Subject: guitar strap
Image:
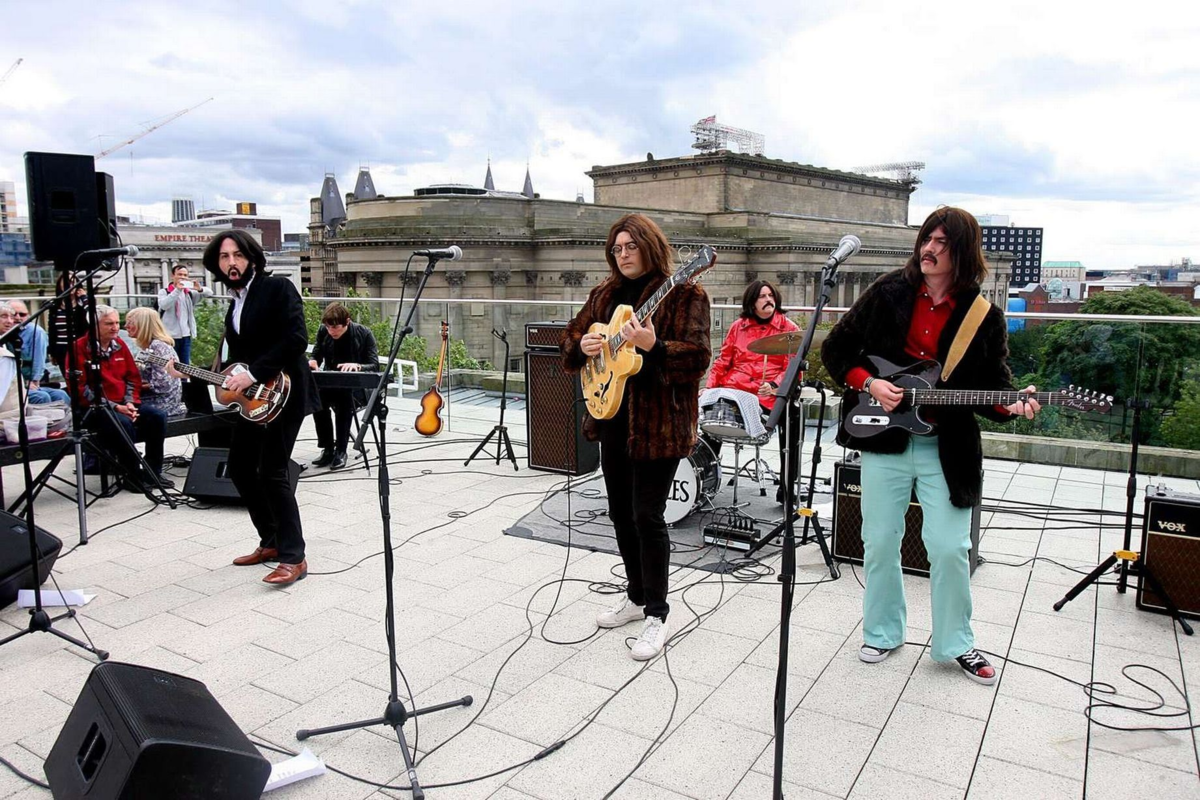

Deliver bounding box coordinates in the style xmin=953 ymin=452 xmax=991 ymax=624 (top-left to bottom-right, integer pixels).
xmin=940 ymin=294 xmax=991 ymax=383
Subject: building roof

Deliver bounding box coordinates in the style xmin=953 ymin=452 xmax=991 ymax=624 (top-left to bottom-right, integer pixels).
xmin=321 ymin=173 xmax=346 ymax=226
xmin=522 ymin=167 xmax=534 ymax=199
xmin=484 ymin=161 xmax=495 ymax=192
xmin=353 ymin=168 xmax=377 ymax=200
xmin=1044 ymin=260 xmax=1084 ymax=269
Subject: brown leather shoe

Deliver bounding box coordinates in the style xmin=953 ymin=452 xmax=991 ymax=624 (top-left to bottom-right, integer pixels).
xmin=262 ymin=560 xmax=307 ymax=586
xmin=232 ymin=547 xmax=278 ymax=566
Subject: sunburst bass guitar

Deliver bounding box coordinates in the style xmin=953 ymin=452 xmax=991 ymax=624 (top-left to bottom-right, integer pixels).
xmin=581 ymin=245 xmax=716 ymax=420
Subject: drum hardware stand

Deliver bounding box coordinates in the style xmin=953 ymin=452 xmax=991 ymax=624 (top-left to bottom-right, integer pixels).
xmin=298 ymin=252 xmax=472 ymax=800
xmin=1053 ymin=395 xmax=1193 ymax=634
xmin=464 ymin=328 xmax=518 ymax=470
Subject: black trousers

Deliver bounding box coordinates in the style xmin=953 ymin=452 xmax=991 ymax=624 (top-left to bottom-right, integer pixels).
xmin=90 ymin=405 xmax=167 ymax=478
xmin=598 ymin=415 xmax=678 ymax=621
xmin=313 ymin=389 xmax=355 ymax=451
xmin=228 ymin=413 xmax=305 ymax=564
xmin=704 ymin=399 xmax=802 ymax=498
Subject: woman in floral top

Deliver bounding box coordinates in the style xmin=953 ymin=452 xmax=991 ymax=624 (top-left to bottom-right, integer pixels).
xmin=125 ymin=307 xmax=187 ymax=417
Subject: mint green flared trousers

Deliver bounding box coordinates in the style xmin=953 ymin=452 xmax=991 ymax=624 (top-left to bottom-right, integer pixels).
xmin=860 ymin=435 xmax=975 ymax=662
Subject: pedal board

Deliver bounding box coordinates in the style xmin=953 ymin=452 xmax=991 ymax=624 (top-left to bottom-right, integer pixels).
xmin=703 ymin=518 xmax=762 ymax=551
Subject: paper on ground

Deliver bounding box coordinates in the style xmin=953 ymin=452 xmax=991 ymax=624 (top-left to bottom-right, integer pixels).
xmin=17 ymin=589 xmax=95 ymax=607
xmin=263 ymin=747 xmax=326 ymax=792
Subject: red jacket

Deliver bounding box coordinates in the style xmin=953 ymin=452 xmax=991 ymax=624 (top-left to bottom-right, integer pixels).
xmin=705 ymin=312 xmax=799 ymax=411
xmin=73 ymin=335 xmax=142 ymax=407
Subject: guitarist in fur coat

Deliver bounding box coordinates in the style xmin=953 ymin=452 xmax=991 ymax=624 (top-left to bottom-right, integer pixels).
xmin=203 ymin=230 xmax=320 ymax=587
xmin=561 ymin=213 xmax=711 ymax=661
xmin=822 ymin=207 xmax=1039 ymax=685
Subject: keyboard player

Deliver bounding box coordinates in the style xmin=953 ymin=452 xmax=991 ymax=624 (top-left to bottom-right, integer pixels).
xmin=308 ymin=302 xmax=379 ymax=470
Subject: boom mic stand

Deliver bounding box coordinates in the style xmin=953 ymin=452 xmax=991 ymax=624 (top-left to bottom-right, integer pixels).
xmin=297 ymin=252 xmax=472 ymax=800
xmin=464 ymin=328 xmax=518 ymax=470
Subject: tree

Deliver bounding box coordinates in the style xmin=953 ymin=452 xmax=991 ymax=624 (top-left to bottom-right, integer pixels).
xmin=1038 ymin=287 xmax=1200 ymax=414
xmin=1161 ymin=378 xmax=1200 ymax=450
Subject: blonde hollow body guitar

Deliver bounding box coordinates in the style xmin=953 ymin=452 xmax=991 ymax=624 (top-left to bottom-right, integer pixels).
xmin=581 ymin=245 xmax=716 ymax=420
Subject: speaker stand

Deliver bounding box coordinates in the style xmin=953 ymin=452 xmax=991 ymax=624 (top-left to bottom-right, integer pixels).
xmin=464 ymin=329 xmax=518 ymax=470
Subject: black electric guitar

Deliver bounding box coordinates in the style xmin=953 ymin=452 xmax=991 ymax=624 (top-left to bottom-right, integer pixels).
xmin=841 ymin=355 xmax=1112 ymax=439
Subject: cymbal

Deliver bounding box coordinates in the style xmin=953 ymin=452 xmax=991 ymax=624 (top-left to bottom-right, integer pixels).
xmin=747 ymin=329 xmax=828 ymax=356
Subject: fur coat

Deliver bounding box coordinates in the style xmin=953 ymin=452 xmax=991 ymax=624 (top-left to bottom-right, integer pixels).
xmin=561 ymin=274 xmax=711 ymax=461
xmin=822 ymin=270 xmax=1013 ymax=508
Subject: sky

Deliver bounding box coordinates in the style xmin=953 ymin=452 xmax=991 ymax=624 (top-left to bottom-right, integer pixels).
xmin=2 ymin=0 xmax=1197 ymax=270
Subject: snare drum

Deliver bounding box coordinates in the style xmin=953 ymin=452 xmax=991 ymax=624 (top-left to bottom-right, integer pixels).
xmin=664 ymin=439 xmax=722 ymax=525
xmin=701 ymin=398 xmax=750 ymax=440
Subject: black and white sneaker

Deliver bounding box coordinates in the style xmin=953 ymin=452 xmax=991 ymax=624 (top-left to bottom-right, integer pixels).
xmin=858 ymin=644 xmax=894 ymax=663
xmin=955 ymin=649 xmax=998 ymax=685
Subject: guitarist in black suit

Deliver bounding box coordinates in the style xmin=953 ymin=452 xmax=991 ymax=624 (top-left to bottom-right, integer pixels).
xmin=203 ymin=229 xmax=320 ymax=586
xmin=823 ymin=207 xmax=1040 ymax=685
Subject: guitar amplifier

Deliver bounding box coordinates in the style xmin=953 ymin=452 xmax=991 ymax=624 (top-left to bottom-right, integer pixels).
xmin=525 ymin=350 xmax=599 ymax=476
xmin=831 ymin=459 xmax=981 ymax=577
xmin=526 ymin=320 xmax=570 ymax=351
xmin=1138 ymin=485 xmax=1200 ymax=619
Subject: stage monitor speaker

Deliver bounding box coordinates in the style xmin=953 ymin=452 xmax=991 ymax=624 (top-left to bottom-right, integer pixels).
xmin=24 ymin=152 xmax=102 ymax=267
xmin=0 ymin=511 xmax=63 ymax=609
xmin=183 ymin=447 xmax=300 ymax=503
xmin=831 ymin=459 xmax=982 ymax=577
xmin=95 ymin=171 xmax=118 ymax=250
xmin=1138 ymin=486 xmax=1200 ymax=620
xmin=45 ymin=661 xmax=271 ymax=800
xmin=525 ymin=349 xmax=599 ymax=476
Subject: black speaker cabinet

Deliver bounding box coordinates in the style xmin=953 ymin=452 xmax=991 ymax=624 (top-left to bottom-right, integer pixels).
xmin=184 ymin=447 xmax=301 ymax=503
xmin=24 ymin=152 xmax=102 ymax=267
xmin=0 ymin=511 xmax=63 ymax=609
xmin=45 ymin=661 xmax=270 ymax=800
xmin=525 ymin=347 xmax=599 ymax=476
xmin=831 ymin=459 xmax=982 ymax=577
xmin=1138 ymin=486 xmax=1200 ymax=619
xmin=95 ymin=171 xmax=118 ymax=250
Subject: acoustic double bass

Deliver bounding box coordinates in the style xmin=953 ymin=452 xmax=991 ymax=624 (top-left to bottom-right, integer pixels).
xmin=415 ymin=321 xmax=449 ymax=437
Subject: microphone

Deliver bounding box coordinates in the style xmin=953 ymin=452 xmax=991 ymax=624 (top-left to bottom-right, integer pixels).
xmin=78 ymin=244 xmax=140 ymax=260
xmin=824 ymin=235 xmax=861 ymax=269
xmin=413 ymin=245 xmax=462 ymax=261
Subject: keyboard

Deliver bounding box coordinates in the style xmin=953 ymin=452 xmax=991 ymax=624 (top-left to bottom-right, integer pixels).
xmin=312 ymin=370 xmax=393 ymax=391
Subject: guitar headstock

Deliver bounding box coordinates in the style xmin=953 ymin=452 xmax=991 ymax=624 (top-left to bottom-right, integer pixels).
xmin=676 ymin=245 xmax=716 ymax=286
xmin=1059 ymin=385 xmax=1114 ymax=413
xmin=440 ymin=320 xmax=449 ymax=341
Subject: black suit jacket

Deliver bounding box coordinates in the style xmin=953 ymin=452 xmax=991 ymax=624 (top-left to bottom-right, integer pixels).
xmin=223 ymin=273 xmax=320 ymax=422
xmin=312 ymin=321 xmax=379 ymax=371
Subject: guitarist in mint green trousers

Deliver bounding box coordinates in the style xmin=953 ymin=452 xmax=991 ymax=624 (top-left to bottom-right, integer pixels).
xmin=823 ymin=207 xmax=1040 ymax=685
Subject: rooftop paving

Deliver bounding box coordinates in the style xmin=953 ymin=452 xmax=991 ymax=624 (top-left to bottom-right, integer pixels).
xmin=1 ymin=394 xmax=1198 ymax=799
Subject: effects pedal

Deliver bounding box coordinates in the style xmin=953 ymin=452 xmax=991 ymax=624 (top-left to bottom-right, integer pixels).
xmin=703 ymin=516 xmax=762 ymax=551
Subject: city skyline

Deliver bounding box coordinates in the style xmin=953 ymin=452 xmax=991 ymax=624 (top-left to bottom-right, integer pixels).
xmin=1 ymin=1 xmax=1197 ymax=270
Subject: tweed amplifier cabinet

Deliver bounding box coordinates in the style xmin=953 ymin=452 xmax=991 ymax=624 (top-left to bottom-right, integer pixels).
xmin=831 ymin=459 xmax=981 ymax=577
xmin=525 ymin=349 xmax=599 ymax=475
xmin=1137 ymin=486 xmax=1200 ymax=619
xmin=525 ymin=320 xmax=570 ymax=350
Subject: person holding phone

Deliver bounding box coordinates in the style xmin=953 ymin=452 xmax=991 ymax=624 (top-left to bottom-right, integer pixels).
xmin=158 ymin=263 xmax=213 ymax=364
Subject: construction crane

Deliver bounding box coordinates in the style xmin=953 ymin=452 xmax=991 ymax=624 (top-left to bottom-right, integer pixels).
xmin=853 ymin=160 xmax=926 ymax=186
xmin=0 ymin=58 xmax=22 ymax=88
xmin=95 ymin=97 xmax=214 ymax=159
xmin=690 ymin=115 xmax=765 ymax=156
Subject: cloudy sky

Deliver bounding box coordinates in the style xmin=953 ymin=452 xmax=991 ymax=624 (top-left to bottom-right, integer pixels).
xmin=2 ymin=1 xmax=1197 ymax=269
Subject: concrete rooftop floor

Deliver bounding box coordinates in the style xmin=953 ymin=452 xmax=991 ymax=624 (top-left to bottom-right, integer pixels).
xmin=1 ymin=393 xmax=1198 ymax=799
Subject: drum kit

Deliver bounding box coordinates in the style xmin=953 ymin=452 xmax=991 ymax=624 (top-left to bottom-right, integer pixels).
xmin=663 ymin=329 xmax=826 ymax=525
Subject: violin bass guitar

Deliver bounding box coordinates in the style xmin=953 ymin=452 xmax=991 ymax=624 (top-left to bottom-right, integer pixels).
xmin=135 ymin=351 xmax=290 ymax=424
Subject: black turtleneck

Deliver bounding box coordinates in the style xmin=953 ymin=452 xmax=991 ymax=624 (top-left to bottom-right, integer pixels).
xmin=608 ymin=273 xmax=667 ymax=363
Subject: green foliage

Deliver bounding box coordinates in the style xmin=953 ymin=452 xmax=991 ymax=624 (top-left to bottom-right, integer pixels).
xmin=1161 ymin=378 xmax=1200 ymax=450
xmin=191 ymin=298 xmax=228 ymax=369
xmin=1006 ymin=325 xmax=1049 ymax=378
xmin=448 ymin=339 xmax=480 ymax=370
xmin=1038 ymin=286 xmax=1200 ymax=412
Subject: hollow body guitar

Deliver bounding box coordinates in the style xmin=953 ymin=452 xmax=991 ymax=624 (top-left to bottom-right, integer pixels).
xmin=582 ymin=246 xmax=717 ymax=420
xmin=135 ymin=350 xmax=290 ymax=424
xmin=415 ymin=321 xmax=449 ymax=437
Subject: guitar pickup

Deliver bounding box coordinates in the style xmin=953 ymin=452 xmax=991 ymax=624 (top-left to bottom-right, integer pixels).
xmin=851 ymin=414 xmax=889 ymax=427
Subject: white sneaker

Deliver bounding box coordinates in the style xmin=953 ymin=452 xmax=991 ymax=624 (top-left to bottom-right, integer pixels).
xmin=630 ymin=617 xmax=668 ymax=661
xmin=597 ymin=597 xmax=644 ymax=629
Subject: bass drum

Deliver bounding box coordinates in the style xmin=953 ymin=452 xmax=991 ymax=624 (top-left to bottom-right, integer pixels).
xmin=664 ymin=439 xmax=722 ymax=526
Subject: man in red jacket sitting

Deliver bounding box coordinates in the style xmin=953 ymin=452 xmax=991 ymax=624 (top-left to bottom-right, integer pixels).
xmin=73 ymin=305 xmax=171 ymax=490
xmin=704 ymin=280 xmax=803 ymax=504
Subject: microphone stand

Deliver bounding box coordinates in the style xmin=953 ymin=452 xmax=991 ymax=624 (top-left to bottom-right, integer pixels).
xmin=297 ymin=253 xmax=472 ymax=800
xmin=758 ymin=253 xmax=843 ymax=800
xmin=464 ymin=328 xmax=518 ymax=470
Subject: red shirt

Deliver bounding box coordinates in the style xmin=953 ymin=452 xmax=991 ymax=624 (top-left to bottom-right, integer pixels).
xmin=72 ymin=335 xmax=142 ymax=407
xmin=846 ymin=286 xmax=953 ymax=390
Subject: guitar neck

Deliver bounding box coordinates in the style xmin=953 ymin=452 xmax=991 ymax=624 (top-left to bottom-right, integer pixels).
xmin=608 ymin=274 xmax=679 ymax=352
xmin=142 ymin=353 xmax=225 ymax=385
xmin=909 ymin=389 xmax=1062 ymax=406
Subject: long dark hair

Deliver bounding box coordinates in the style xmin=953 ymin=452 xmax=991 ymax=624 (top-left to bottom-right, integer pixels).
xmin=740 ymin=279 xmax=783 ymax=320
xmin=902 ymin=206 xmax=988 ymax=294
xmin=603 ymin=213 xmax=673 ymax=281
xmin=202 ymin=229 xmax=268 ymax=280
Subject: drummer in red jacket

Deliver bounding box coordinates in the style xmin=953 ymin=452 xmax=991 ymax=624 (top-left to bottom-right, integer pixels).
xmin=704 ymin=280 xmax=802 ymax=504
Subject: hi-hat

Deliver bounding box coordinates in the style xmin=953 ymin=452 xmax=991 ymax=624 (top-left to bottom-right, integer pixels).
xmin=747 ymin=329 xmax=828 ymax=356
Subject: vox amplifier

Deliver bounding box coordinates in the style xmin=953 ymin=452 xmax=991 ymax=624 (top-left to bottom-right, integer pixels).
xmin=831 ymin=459 xmax=981 ymax=577
xmin=1138 ymin=485 xmax=1200 ymax=619
xmin=525 ymin=320 xmax=570 ymax=351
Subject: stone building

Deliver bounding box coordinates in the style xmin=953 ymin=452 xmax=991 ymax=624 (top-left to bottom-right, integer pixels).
xmin=304 ymin=153 xmax=1012 ymax=366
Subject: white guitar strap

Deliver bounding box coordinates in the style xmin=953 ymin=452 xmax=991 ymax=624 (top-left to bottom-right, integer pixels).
xmin=940 ymin=295 xmax=991 ymax=383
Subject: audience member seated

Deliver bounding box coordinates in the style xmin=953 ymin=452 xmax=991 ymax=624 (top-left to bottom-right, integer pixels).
xmin=9 ymin=300 xmax=71 ymax=405
xmin=307 ymin=302 xmax=379 ymax=470
xmin=125 ymin=307 xmax=188 ymax=417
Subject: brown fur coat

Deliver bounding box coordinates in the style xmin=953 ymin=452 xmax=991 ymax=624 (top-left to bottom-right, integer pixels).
xmin=561 ymin=275 xmax=711 ymax=461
